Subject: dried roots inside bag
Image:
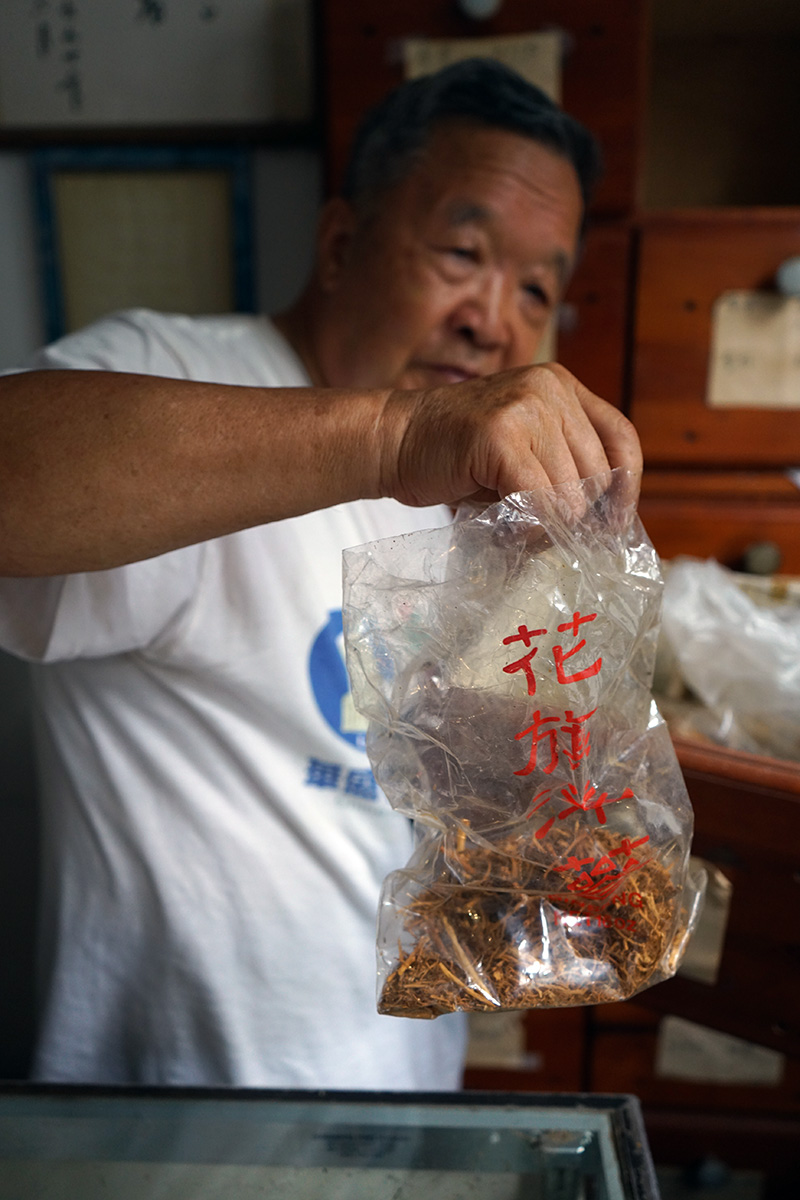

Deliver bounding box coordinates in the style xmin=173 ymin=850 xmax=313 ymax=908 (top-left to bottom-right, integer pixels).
xmin=379 ymin=824 xmax=684 ymax=1018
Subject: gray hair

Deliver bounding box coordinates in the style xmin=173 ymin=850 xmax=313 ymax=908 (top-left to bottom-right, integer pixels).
xmin=341 ymin=57 xmax=602 ymax=215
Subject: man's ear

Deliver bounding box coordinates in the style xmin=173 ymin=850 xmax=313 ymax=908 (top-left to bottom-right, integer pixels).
xmin=316 ymin=197 xmax=359 ymax=293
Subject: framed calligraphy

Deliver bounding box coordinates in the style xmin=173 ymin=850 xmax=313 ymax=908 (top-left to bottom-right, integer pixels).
xmin=0 ymin=1 xmax=312 ymax=135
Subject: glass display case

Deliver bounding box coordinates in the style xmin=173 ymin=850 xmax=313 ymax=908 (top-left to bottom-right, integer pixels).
xmin=0 ymin=1086 xmax=659 ymax=1199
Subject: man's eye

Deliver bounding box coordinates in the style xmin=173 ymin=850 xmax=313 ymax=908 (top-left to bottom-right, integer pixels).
xmin=525 ymin=282 xmax=551 ymax=306
xmin=447 ymin=246 xmax=477 ymax=261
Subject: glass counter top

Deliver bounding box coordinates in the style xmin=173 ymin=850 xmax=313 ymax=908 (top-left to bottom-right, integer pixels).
xmin=0 ymin=1086 xmax=659 ymax=1199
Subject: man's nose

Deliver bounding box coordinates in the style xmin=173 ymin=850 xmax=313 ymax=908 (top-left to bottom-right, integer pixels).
xmin=450 ymin=272 xmax=512 ymax=350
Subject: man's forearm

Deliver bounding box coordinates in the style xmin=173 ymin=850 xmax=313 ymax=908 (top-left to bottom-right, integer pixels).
xmin=0 ymin=361 xmax=643 ymax=577
xmin=0 ymin=370 xmax=389 ymax=576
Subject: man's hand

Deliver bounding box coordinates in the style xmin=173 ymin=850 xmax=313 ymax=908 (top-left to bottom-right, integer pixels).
xmin=379 ymin=363 xmax=642 ymax=510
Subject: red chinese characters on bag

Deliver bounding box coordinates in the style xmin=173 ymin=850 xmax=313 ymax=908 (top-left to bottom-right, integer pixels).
xmin=501 ymin=609 xmax=649 ymax=866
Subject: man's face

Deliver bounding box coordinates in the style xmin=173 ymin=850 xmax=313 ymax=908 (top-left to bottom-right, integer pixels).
xmin=316 ymin=123 xmax=584 ymax=391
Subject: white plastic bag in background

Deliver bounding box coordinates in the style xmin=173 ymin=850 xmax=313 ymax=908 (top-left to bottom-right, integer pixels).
xmin=343 ymin=471 xmax=705 ymax=1018
xmin=658 ymin=557 xmax=800 ymax=761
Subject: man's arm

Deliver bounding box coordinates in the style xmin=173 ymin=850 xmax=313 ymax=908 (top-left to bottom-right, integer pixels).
xmin=0 ymin=363 xmax=641 ymax=576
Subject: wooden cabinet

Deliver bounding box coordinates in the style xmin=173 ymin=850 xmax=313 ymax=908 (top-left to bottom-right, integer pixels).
xmin=630 ymin=210 xmax=800 ymax=569
xmin=629 ymin=210 xmax=800 ymax=467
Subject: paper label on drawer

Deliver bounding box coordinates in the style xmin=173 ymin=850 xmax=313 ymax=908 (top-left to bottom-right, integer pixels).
xmin=707 ymin=291 xmax=800 ymax=409
xmin=676 ymin=857 xmax=731 ymax=986
xmin=465 ymin=1011 xmax=529 ymax=1069
xmin=655 ymin=1015 xmax=785 ymax=1086
xmin=403 ymin=31 xmax=562 ymax=102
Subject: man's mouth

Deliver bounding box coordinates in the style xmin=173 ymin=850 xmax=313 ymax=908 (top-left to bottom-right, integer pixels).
xmin=416 ymin=363 xmax=481 ymax=385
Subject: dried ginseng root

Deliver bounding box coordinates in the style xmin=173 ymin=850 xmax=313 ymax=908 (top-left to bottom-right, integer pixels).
xmin=378 ymin=826 xmax=685 ymax=1018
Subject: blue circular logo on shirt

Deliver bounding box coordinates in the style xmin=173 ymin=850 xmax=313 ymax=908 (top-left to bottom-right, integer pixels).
xmin=308 ymin=609 xmax=367 ymax=749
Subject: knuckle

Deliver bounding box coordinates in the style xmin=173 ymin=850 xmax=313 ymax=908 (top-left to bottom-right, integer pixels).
xmin=614 ymin=408 xmax=640 ymax=443
xmin=538 ymin=361 xmax=573 ymax=390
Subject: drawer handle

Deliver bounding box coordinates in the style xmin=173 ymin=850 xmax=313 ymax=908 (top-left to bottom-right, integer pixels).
xmin=776 ymin=256 xmax=800 ymax=296
xmin=739 ymin=540 xmax=783 ymax=576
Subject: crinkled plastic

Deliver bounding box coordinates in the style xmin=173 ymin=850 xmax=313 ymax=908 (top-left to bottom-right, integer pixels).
xmin=343 ymin=471 xmax=705 ymax=1018
xmin=658 ymin=557 xmax=800 ymax=761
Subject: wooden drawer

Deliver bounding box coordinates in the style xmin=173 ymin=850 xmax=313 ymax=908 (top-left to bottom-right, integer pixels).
xmin=638 ymin=469 xmax=800 ymax=572
xmin=588 ymin=1004 xmax=800 ymax=1117
xmin=587 ymin=1007 xmax=800 ymax=1193
xmin=463 ymin=1008 xmax=587 ymax=1094
xmin=630 ymin=210 xmax=800 ymax=467
xmin=632 ymin=739 xmax=800 ymax=1061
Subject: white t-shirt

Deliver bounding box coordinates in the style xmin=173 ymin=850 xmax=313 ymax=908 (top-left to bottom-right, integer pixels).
xmin=0 ymin=310 xmax=466 ymax=1087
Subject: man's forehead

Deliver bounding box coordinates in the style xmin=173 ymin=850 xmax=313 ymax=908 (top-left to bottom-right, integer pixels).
xmin=419 ymin=128 xmax=581 ymax=206
xmin=444 ymin=200 xmax=493 ymax=226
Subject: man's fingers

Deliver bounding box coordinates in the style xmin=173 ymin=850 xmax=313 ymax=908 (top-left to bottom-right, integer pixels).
xmin=558 ymin=416 xmax=611 ymax=488
xmin=383 ymin=361 xmax=643 ymax=512
xmin=492 ymin=447 xmax=553 ymax=500
xmin=575 ymin=379 xmax=643 ymax=475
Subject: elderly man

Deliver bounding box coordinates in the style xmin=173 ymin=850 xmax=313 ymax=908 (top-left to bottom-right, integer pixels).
xmin=0 ymin=59 xmax=640 ymax=1088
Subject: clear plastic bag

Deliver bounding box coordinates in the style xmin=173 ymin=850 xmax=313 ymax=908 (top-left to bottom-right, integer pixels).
xmin=343 ymin=471 xmax=705 ymax=1018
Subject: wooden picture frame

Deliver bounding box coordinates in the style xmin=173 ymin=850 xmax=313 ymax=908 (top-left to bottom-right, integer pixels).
xmin=33 ymin=145 xmax=256 ymax=342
